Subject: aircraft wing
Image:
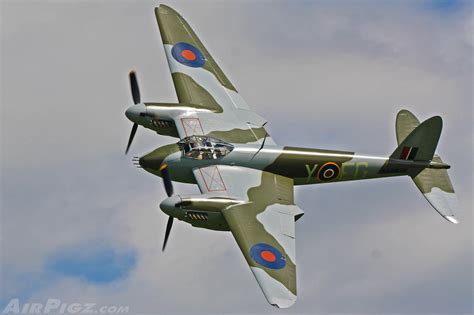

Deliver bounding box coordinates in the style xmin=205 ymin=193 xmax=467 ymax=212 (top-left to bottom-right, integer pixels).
xmin=154 ymin=5 xmax=274 ymax=145
xmin=192 ymin=165 xmax=303 ymax=308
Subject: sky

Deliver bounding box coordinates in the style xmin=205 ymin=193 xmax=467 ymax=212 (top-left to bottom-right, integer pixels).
xmin=1 ymin=0 xmax=473 ymax=314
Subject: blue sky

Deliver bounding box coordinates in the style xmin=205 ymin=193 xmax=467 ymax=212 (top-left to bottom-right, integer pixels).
xmin=1 ymin=1 xmax=472 ymax=314
xmin=46 ymin=244 xmax=137 ymax=284
xmin=424 ymin=0 xmax=466 ymax=12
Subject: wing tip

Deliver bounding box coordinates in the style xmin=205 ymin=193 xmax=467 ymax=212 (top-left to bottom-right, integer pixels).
xmin=155 ymin=4 xmax=186 ymax=45
xmin=250 ymin=267 xmax=297 ymax=308
xmin=444 ymin=215 xmax=459 ymax=224
xmin=423 ymin=188 xmax=462 ymax=224
xmin=155 ymin=4 xmax=178 ymax=16
xmin=269 ymin=297 xmax=297 ymax=309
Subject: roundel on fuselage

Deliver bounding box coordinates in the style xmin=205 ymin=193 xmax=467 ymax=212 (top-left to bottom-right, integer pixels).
xmin=171 ymin=42 xmax=206 ymax=68
xmin=317 ymin=162 xmax=341 ymax=181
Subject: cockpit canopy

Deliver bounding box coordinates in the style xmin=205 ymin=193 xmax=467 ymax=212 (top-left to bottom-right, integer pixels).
xmin=177 ymin=135 xmax=234 ymax=160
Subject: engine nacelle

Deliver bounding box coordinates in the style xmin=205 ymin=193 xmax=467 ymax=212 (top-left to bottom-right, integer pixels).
xmin=160 ymin=195 xmax=243 ymax=231
xmin=126 ymin=102 xmax=216 ymax=139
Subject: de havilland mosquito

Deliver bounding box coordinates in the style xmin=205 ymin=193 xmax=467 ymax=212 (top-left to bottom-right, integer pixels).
xmin=124 ymin=5 xmax=461 ymax=308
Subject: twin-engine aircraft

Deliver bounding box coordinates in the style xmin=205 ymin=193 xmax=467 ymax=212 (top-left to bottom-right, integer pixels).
xmin=124 ymin=5 xmax=461 ymax=308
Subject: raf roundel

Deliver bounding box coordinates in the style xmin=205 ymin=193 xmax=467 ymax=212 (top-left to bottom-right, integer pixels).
xmin=250 ymin=243 xmax=286 ymax=269
xmin=317 ymin=162 xmax=341 ymax=182
xmin=171 ymin=42 xmax=206 ymax=68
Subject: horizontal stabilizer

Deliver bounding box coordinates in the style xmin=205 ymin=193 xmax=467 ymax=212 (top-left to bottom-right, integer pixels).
xmin=412 ymin=155 xmax=461 ymax=224
xmin=396 ymin=109 xmax=421 ymax=144
xmin=395 ymin=110 xmax=461 ymax=224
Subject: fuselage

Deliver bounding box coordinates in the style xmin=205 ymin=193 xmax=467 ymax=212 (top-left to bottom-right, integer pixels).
xmin=139 ymin=143 xmax=406 ymax=186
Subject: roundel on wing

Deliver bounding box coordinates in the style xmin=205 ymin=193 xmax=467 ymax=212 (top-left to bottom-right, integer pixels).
xmin=250 ymin=243 xmax=286 ymax=269
xmin=317 ymin=162 xmax=341 ymax=182
xmin=171 ymin=42 xmax=205 ymax=68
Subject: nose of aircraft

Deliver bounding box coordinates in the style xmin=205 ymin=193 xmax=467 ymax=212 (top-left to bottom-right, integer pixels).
xmin=138 ymin=153 xmax=161 ymax=170
xmin=125 ymin=103 xmax=147 ymax=123
xmin=138 ymin=144 xmax=181 ymax=171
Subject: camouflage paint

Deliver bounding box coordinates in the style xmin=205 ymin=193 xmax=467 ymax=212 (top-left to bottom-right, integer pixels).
xmin=169 ymin=73 xmax=223 ymax=112
xmin=207 ymin=127 xmax=267 ymax=144
xmin=222 ymin=171 xmax=297 ymax=295
xmin=139 ymin=144 xmax=181 ymax=172
xmin=155 ymin=5 xmax=237 ymax=92
xmin=413 ymin=156 xmax=455 ymax=193
xmin=264 ymin=146 xmax=354 ymax=179
xmin=160 ymin=195 xmax=231 ymax=231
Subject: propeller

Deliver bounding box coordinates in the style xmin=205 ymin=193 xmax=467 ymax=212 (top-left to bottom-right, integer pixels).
xmin=163 ymin=216 xmax=174 ymax=252
xmin=125 ymin=70 xmax=141 ymax=154
xmin=125 ymin=124 xmax=138 ymax=155
xmin=160 ymin=163 xmax=174 ymax=197
xmin=160 ymin=163 xmax=174 ymax=251
xmin=129 ymin=70 xmax=141 ymax=104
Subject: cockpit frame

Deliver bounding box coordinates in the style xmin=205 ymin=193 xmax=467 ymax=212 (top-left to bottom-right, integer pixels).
xmin=177 ymin=135 xmax=234 ymax=160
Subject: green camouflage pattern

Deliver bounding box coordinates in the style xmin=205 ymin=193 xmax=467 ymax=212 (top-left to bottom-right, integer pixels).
xmin=413 ymin=155 xmax=454 ymax=193
xmin=207 ymin=127 xmax=267 ymax=144
xmin=156 ymin=5 xmax=237 ymax=92
xmin=222 ymin=171 xmax=298 ymax=302
xmin=396 ymin=109 xmax=421 ymax=143
xmin=168 ymin=73 xmax=224 ymax=112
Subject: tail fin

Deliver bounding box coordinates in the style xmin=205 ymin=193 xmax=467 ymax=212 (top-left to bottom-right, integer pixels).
xmin=394 ymin=110 xmax=461 ymax=224
xmin=391 ymin=113 xmax=442 ymax=162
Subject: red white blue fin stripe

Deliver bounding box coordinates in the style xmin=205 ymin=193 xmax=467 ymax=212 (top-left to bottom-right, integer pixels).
xmin=399 ymin=146 xmax=419 ymax=160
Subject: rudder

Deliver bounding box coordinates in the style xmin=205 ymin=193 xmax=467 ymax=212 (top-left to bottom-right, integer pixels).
xmin=391 ymin=113 xmax=442 ymax=162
